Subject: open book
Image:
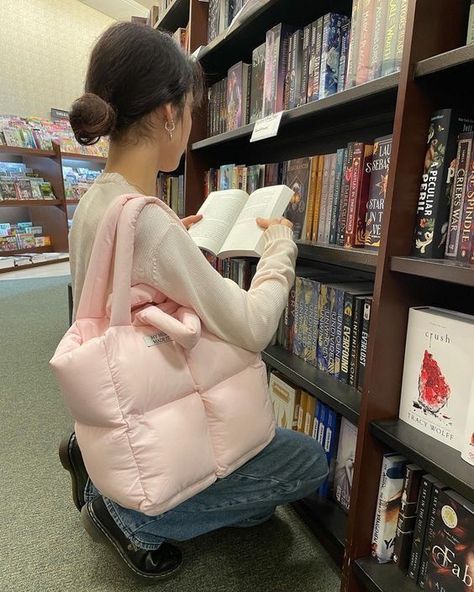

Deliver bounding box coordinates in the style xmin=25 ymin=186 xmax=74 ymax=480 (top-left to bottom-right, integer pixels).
xmin=188 ymin=185 xmax=293 ymax=258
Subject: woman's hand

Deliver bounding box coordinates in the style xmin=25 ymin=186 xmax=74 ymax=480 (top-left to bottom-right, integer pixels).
xmin=256 ymin=217 xmax=293 ymax=230
xmin=181 ymin=214 xmax=202 ymax=230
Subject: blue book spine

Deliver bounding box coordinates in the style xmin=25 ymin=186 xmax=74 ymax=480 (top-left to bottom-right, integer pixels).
xmin=301 ymin=278 xmax=313 ymax=363
xmin=334 ymin=287 xmax=345 ymax=380
xmin=319 ymin=407 xmax=340 ymax=497
xmin=311 ymin=399 xmax=320 ymax=439
xmin=316 ymin=402 xmax=327 ymax=446
xmin=319 ymin=14 xmax=347 ymax=99
xmin=292 ymin=277 xmax=304 ymax=358
xmin=327 ymin=286 xmax=338 ymax=375
xmin=337 ymin=20 xmax=351 ymax=93
xmin=329 ymin=148 xmax=346 ymax=244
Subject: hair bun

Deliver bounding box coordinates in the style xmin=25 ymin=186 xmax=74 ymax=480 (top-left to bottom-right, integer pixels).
xmin=69 ymin=93 xmax=116 ymax=145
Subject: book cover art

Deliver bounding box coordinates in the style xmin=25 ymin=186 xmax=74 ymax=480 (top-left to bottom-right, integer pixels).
xmin=352 ymin=144 xmax=374 ymax=247
xmin=365 ymin=135 xmax=392 ymax=248
xmin=319 ymin=13 xmax=348 ymax=99
xmin=371 ymin=453 xmax=408 ymax=563
xmin=227 ymin=62 xmax=250 ymax=130
xmin=327 ymin=285 xmax=338 ymax=375
xmin=333 ymin=417 xmax=358 ymax=513
xmin=284 ymin=156 xmax=311 ymax=240
xmin=368 ymin=0 xmax=388 ymax=80
xmin=316 ymin=283 xmax=330 ymax=372
xmin=399 ymin=307 xmax=474 ymax=451
xmin=334 ymin=287 xmax=345 ymax=380
xmin=425 ymin=489 xmax=474 ymax=592
xmin=461 ymin=379 xmax=474 ymax=465
xmin=268 ymin=372 xmax=300 ymax=430
xmin=393 ymin=464 xmax=424 ymax=571
xmin=249 ymin=43 xmax=266 ymax=123
xmin=337 ymin=21 xmax=351 ymax=93
xmin=413 ymin=110 xmax=474 ymax=258
xmin=263 ymin=23 xmax=293 ymax=116
xmin=208 ymin=0 xmax=221 ymax=42
xmin=445 ymin=133 xmax=473 ymax=258
xmin=458 ymin=149 xmax=474 ymax=262
xmin=219 ymin=164 xmax=235 ymax=190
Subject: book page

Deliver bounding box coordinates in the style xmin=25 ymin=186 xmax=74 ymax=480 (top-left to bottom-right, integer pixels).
xmin=219 ymin=185 xmax=293 ymax=258
xmin=188 ymin=190 xmax=248 ymax=255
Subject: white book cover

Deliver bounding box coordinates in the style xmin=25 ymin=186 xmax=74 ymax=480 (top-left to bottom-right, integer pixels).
xmin=461 ymin=377 xmax=474 ymax=465
xmin=333 ymin=417 xmax=358 ymax=513
xmin=268 ymin=372 xmax=299 ymax=430
xmin=399 ymin=307 xmax=474 ymax=451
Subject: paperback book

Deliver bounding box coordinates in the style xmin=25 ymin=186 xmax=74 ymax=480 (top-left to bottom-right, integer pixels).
xmin=333 ymin=417 xmax=358 ymax=513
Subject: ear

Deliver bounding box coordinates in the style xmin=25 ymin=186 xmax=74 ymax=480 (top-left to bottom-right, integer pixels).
xmin=162 ymin=103 xmax=174 ymax=125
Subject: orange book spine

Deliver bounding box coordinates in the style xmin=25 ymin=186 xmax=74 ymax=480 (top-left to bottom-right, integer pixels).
xmin=311 ymin=155 xmax=325 ymax=241
xmin=305 ymin=156 xmax=319 ymax=241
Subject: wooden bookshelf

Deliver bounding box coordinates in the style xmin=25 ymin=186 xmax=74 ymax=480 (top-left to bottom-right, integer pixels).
xmin=2 ymin=246 xmax=53 ymax=256
xmin=60 ymin=152 xmax=106 ymax=163
xmin=0 ymin=145 xmax=56 ymax=158
xmin=182 ymin=1 xmax=474 ymax=591
xmin=0 ymin=200 xmax=62 ymax=207
xmin=153 ymin=0 xmax=189 ymax=32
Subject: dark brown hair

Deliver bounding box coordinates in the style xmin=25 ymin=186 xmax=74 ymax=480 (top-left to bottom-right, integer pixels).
xmin=69 ymin=22 xmax=203 ymax=145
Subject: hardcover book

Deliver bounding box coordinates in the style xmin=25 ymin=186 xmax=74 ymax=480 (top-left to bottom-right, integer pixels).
xmin=380 ymin=0 xmax=401 ymax=76
xmin=413 ymin=109 xmax=474 ymax=258
xmin=288 ymin=29 xmax=304 ymax=110
xmin=344 ymin=0 xmax=362 ymax=89
xmin=457 ymin=147 xmax=474 ymax=262
xmin=249 ymin=43 xmax=266 ymax=123
xmin=399 ymin=307 xmax=474 ymax=452
xmin=371 ymin=453 xmax=408 ymax=563
xmin=319 ymin=406 xmax=340 ymax=497
xmin=227 ymin=61 xmax=250 ymax=130
xmin=307 ymin=17 xmax=323 ymax=102
xmin=263 ymin=23 xmax=294 ymax=116
xmin=408 ymin=474 xmax=438 ymax=580
xmin=357 ymin=296 xmax=372 ymax=392
xmin=355 ymin=0 xmax=376 ymax=86
xmin=333 ymin=418 xmax=358 ymax=513
xmin=188 ymin=185 xmax=293 ymax=258
xmin=337 ymin=21 xmax=351 ymax=93
xmin=393 ymin=0 xmax=409 ymax=73
xmin=319 ymin=13 xmax=348 ymax=99
xmin=365 ymin=135 xmax=392 ymax=248
xmin=445 ymin=133 xmax=473 ymax=258
xmin=337 ymin=142 xmax=356 ymax=246
xmin=348 ymin=143 xmax=374 ymax=247
xmin=329 ymin=148 xmax=347 ymax=244
xmin=284 ymin=157 xmax=311 ymax=240
xmin=368 ymin=0 xmax=388 ymax=80
xmin=425 ymin=489 xmax=474 ymax=592
xmin=268 ymin=372 xmax=301 ymax=430
xmin=461 ymin=379 xmax=474 ymax=465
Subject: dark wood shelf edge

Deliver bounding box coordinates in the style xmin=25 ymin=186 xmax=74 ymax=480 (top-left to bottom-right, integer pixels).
xmin=0 ymin=146 xmax=56 ymax=157
xmin=262 ymin=345 xmax=361 ymax=425
xmin=293 ymin=496 xmax=346 ymax=568
xmin=391 ymin=256 xmax=474 ymax=287
xmin=61 ymin=153 xmax=106 ymax=163
xmin=415 ymin=44 xmax=474 ymax=77
xmin=191 ymin=74 xmax=399 ymax=151
xmin=354 ymin=558 xmax=417 ymax=592
xmin=0 ymin=256 xmax=69 ymax=274
xmin=0 ymin=200 xmax=62 ymax=207
xmin=153 ymin=0 xmax=189 ymax=32
xmin=370 ymin=420 xmax=474 ymax=503
xmin=297 ymin=241 xmax=378 ymax=272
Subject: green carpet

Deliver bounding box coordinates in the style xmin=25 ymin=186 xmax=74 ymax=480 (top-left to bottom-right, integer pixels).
xmin=0 ymin=276 xmax=340 ymax=592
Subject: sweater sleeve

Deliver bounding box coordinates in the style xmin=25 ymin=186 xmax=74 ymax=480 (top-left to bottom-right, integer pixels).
xmin=135 ymin=213 xmax=297 ymax=352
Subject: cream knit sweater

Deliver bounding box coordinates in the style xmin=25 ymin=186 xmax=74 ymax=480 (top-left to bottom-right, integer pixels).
xmin=69 ymin=172 xmax=297 ymax=352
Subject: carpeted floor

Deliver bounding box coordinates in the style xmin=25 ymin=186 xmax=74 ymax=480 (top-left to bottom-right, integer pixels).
xmin=0 ymin=276 xmax=341 ymax=592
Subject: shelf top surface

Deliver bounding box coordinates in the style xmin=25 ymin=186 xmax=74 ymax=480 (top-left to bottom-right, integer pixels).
xmin=355 ymin=557 xmax=417 ymax=592
xmin=0 ymin=199 xmax=61 ymax=207
xmin=415 ymin=43 xmax=474 ymax=78
xmin=0 ymin=145 xmax=56 ymax=157
xmin=391 ymin=256 xmax=474 ymax=287
xmin=263 ymin=345 xmax=361 ymax=424
xmin=61 ymin=152 xmax=106 ymax=163
xmin=371 ymin=419 xmax=474 ymax=503
xmin=154 ymin=0 xmax=189 ymax=33
xmin=297 ymin=241 xmax=378 ymax=272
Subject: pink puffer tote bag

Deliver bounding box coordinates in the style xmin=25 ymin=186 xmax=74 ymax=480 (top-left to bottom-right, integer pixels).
xmin=50 ymin=195 xmax=275 ymax=516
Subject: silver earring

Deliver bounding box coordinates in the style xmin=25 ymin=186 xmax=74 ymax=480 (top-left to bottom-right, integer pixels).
xmin=165 ymin=120 xmax=175 ymax=140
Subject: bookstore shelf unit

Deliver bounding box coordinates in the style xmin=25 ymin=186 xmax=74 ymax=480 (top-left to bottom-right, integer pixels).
xmin=154 ymin=0 xmax=189 ymax=32
xmin=180 ymin=0 xmax=474 ymax=591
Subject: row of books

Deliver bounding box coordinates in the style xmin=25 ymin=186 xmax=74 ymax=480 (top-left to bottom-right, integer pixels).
xmin=277 ymin=270 xmax=373 ymax=391
xmin=413 ymin=108 xmax=474 ymax=263
xmin=207 ymin=0 xmax=249 ymax=43
xmin=371 ymin=454 xmax=473 ymax=591
xmin=0 ymin=222 xmax=51 ymax=252
xmin=0 ymin=251 xmax=68 ymax=270
xmin=0 ymin=115 xmax=109 ymax=157
xmin=63 ymin=166 xmax=102 ymax=202
xmin=268 ymin=371 xmax=358 ymax=511
xmin=204 ymin=134 xmax=392 ymax=247
xmin=399 ymin=306 xmax=474 ymax=467
xmin=172 ymin=26 xmax=189 ymax=51
xmin=157 ymin=173 xmax=185 ymax=218
xmin=149 ymin=1 xmax=175 ymax=26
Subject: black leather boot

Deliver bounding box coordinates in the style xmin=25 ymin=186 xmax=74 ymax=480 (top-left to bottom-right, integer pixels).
xmin=81 ymin=496 xmax=182 ymax=580
xmin=59 ymin=432 xmax=89 ymax=511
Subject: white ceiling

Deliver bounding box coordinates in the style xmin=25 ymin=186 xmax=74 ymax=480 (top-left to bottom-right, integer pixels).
xmin=79 ymin=0 xmax=155 ymax=21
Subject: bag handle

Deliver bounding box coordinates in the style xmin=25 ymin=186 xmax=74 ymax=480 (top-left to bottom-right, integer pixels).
xmin=76 ymin=194 xmax=182 ymax=322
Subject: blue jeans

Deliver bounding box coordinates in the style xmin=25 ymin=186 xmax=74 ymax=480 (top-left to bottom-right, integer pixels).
xmin=85 ymin=428 xmax=328 ymax=550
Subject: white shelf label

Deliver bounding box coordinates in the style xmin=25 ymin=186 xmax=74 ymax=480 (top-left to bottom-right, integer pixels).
xmin=250 ymin=111 xmax=284 ymax=143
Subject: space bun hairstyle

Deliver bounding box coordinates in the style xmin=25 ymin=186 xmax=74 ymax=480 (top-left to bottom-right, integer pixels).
xmin=69 ymin=22 xmax=203 ymax=145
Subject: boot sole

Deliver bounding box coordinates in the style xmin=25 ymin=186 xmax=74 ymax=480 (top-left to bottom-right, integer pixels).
xmin=81 ymin=504 xmax=182 ymax=581
xmin=58 ymin=436 xmax=84 ymax=512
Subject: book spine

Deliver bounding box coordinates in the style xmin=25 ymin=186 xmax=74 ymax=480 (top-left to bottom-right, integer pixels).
xmin=317 ymin=155 xmax=331 ymax=243
xmin=348 ymin=296 xmax=364 ymax=387
xmin=458 ymin=152 xmax=474 ymax=261
xmin=311 ymin=399 xmax=320 ymax=439
xmin=318 ymin=14 xmax=331 ymax=100
xmin=357 ymin=297 xmax=372 ymax=392
xmin=305 ymin=156 xmax=318 ymax=241
xmin=316 ymin=284 xmax=330 ymax=373
xmin=365 ymin=135 xmax=392 ymax=248
xmin=293 ymin=30 xmax=304 ymax=109
xmin=355 ymin=0 xmax=376 ymax=86
xmin=312 ymin=17 xmax=324 ymax=101
xmin=276 ymin=26 xmax=293 ymax=113
xmin=317 ymin=402 xmax=327 ymax=445
xmin=319 ymin=14 xmax=344 ymax=99
xmin=344 ymin=142 xmax=365 ymax=247
xmin=393 ymin=465 xmax=423 ymax=571
xmin=285 ymin=32 xmax=295 ymax=111
xmin=468 ymin=0 xmax=474 ymax=45
xmin=306 ymin=21 xmax=318 ymax=103
xmin=418 ymin=482 xmax=446 ymax=588
xmin=297 ymin=391 xmax=307 ymax=432
xmin=304 ymin=394 xmax=316 ymax=436
xmin=327 ymin=286 xmax=338 ymax=375
xmin=337 ymin=21 xmax=351 ymax=93
xmin=301 ymin=278 xmax=313 ymax=363
xmin=344 ymin=0 xmax=362 ymax=89
xmin=369 ymin=0 xmax=388 ymax=80
xmin=323 ymin=153 xmax=337 ymax=243
xmin=353 ymin=144 xmax=374 ymax=247
xmin=312 ymin=155 xmax=325 ymax=241
xmin=408 ymin=476 xmax=434 ymax=580
xmin=300 ymin=24 xmax=312 ymax=107
xmin=413 ymin=110 xmax=474 ymax=258
xmin=337 ymin=142 xmax=355 ymax=246
xmin=334 ymin=288 xmax=345 ymax=380
xmin=371 ymin=456 xmax=390 ymax=560
xmin=292 ymin=277 xmax=304 ymax=358
xmin=329 ymin=148 xmax=347 ymax=244
xmin=381 ymin=0 xmax=401 ymax=76
xmin=340 ymin=291 xmax=353 ymax=383
xmin=394 ymin=0 xmax=409 ymax=73
xmin=445 ymin=134 xmax=472 ymax=258
xmin=310 ymin=281 xmax=321 ymax=367
xmin=319 ymin=408 xmax=339 ymax=498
